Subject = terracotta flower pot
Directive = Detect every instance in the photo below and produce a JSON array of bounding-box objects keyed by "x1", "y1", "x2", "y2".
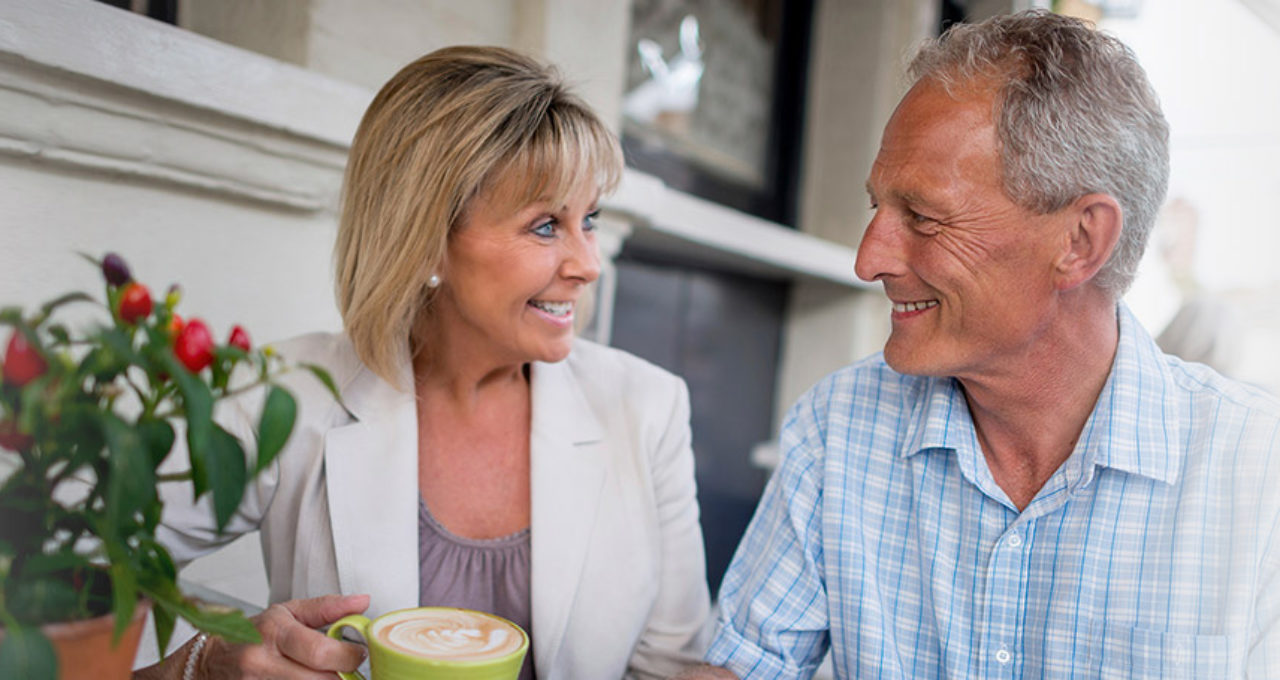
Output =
[{"x1": 41, "y1": 601, "x2": 150, "y2": 680}]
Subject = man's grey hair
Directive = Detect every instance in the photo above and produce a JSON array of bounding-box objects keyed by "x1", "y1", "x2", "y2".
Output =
[{"x1": 910, "y1": 10, "x2": 1169, "y2": 297}]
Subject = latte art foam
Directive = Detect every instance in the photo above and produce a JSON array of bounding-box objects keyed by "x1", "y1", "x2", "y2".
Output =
[{"x1": 372, "y1": 609, "x2": 524, "y2": 662}]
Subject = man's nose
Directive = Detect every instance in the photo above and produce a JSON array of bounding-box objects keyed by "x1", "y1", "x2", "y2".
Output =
[{"x1": 853, "y1": 212, "x2": 906, "y2": 283}]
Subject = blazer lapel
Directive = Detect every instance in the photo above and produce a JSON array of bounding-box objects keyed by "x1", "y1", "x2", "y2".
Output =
[
  {"x1": 528, "y1": 358, "x2": 607, "y2": 675},
  {"x1": 323, "y1": 352, "x2": 420, "y2": 618}
]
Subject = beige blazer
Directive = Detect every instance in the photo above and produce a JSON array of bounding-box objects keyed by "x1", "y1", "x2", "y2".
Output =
[{"x1": 158, "y1": 333, "x2": 711, "y2": 679}]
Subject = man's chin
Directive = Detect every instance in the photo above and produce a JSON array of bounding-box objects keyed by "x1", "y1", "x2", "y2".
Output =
[{"x1": 882, "y1": 344, "x2": 950, "y2": 378}]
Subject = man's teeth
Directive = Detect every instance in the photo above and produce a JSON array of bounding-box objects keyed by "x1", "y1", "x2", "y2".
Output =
[
  {"x1": 893, "y1": 300, "x2": 938, "y2": 313},
  {"x1": 531, "y1": 300, "x2": 573, "y2": 317}
]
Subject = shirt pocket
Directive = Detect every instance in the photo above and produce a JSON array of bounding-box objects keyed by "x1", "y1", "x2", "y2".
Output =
[{"x1": 1097, "y1": 626, "x2": 1232, "y2": 679}]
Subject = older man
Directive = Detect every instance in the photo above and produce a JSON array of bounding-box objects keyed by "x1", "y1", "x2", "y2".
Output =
[{"x1": 680, "y1": 10, "x2": 1280, "y2": 679}]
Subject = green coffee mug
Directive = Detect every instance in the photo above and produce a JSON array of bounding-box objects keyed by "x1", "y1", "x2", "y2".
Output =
[{"x1": 327, "y1": 606, "x2": 528, "y2": 680}]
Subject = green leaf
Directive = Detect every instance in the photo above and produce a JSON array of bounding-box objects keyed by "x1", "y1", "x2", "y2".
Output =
[
  {"x1": 180, "y1": 601, "x2": 261, "y2": 645},
  {"x1": 0, "y1": 623, "x2": 57, "y2": 680},
  {"x1": 151, "y1": 598, "x2": 177, "y2": 659},
  {"x1": 98, "y1": 327, "x2": 140, "y2": 366},
  {"x1": 212, "y1": 346, "x2": 250, "y2": 364},
  {"x1": 0, "y1": 307, "x2": 23, "y2": 325},
  {"x1": 136, "y1": 417, "x2": 176, "y2": 469},
  {"x1": 166, "y1": 354, "x2": 213, "y2": 498},
  {"x1": 101, "y1": 414, "x2": 156, "y2": 535},
  {"x1": 18, "y1": 551, "x2": 91, "y2": 578},
  {"x1": 135, "y1": 536, "x2": 177, "y2": 585},
  {"x1": 255, "y1": 387, "x2": 295, "y2": 474},
  {"x1": 299, "y1": 363, "x2": 345, "y2": 405},
  {"x1": 141, "y1": 581, "x2": 261, "y2": 645},
  {"x1": 45, "y1": 325, "x2": 70, "y2": 345},
  {"x1": 7, "y1": 574, "x2": 78, "y2": 625},
  {"x1": 206, "y1": 425, "x2": 247, "y2": 532},
  {"x1": 78, "y1": 347, "x2": 122, "y2": 381},
  {"x1": 37, "y1": 292, "x2": 94, "y2": 320},
  {"x1": 108, "y1": 562, "x2": 138, "y2": 644}
]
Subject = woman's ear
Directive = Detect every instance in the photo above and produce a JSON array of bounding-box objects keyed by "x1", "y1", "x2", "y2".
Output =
[{"x1": 1054, "y1": 193, "x2": 1122, "y2": 291}]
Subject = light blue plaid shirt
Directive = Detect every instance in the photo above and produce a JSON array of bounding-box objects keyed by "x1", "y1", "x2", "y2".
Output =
[{"x1": 707, "y1": 305, "x2": 1280, "y2": 679}]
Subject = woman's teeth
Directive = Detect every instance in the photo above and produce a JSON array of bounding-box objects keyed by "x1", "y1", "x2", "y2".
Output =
[
  {"x1": 893, "y1": 300, "x2": 938, "y2": 313},
  {"x1": 531, "y1": 300, "x2": 573, "y2": 317}
]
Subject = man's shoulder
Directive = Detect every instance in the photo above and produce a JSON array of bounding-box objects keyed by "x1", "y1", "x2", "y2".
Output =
[
  {"x1": 1162, "y1": 352, "x2": 1280, "y2": 423},
  {"x1": 797, "y1": 352, "x2": 930, "y2": 418}
]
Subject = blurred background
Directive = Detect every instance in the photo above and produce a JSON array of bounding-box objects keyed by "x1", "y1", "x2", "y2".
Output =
[{"x1": 1, "y1": 0, "x2": 1277, "y2": 667}]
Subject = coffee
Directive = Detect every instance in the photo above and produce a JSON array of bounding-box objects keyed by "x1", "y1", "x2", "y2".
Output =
[
  {"x1": 328, "y1": 606, "x2": 528, "y2": 680},
  {"x1": 371, "y1": 608, "x2": 524, "y2": 662}
]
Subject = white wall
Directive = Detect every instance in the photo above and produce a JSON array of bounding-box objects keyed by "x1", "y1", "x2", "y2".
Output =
[{"x1": 1112, "y1": 0, "x2": 1280, "y2": 392}]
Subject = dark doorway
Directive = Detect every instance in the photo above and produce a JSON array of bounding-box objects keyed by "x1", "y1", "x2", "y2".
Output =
[{"x1": 610, "y1": 249, "x2": 788, "y2": 595}]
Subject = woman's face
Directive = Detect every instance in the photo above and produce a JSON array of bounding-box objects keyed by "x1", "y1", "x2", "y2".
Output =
[{"x1": 434, "y1": 173, "x2": 602, "y2": 367}]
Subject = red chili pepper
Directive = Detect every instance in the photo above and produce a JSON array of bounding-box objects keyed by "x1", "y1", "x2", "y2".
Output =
[
  {"x1": 166, "y1": 314, "x2": 184, "y2": 338},
  {"x1": 0, "y1": 419, "x2": 33, "y2": 452},
  {"x1": 118, "y1": 282, "x2": 153, "y2": 325},
  {"x1": 173, "y1": 319, "x2": 214, "y2": 372},
  {"x1": 227, "y1": 325, "x2": 251, "y2": 353},
  {"x1": 3, "y1": 331, "x2": 47, "y2": 387}
]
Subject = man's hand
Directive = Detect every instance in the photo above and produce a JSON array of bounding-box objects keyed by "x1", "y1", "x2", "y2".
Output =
[
  {"x1": 201, "y1": 593, "x2": 370, "y2": 679},
  {"x1": 671, "y1": 665, "x2": 739, "y2": 679}
]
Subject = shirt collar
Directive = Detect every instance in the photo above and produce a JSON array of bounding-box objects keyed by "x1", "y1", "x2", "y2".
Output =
[
  {"x1": 1076, "y1": 302, "x2": 1183, "y2": 484},
  {"x1": 900, "y1": 303, "x2": 1182, "y2": 485}
]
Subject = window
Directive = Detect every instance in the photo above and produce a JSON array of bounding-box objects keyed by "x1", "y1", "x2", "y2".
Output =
[{"x1": 621, "y1": 0, "x2": 814, "y2": 226}]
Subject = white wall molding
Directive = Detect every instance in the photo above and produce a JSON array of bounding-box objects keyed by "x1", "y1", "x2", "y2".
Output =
[
  {"x1": 606, "y1": 170, "x2": 873, "y2": 288},
  {"x1": 1, "y1": 0, "x2": 870, "y2": 283},
  {"x1": 0, "y1": 53, "x2": 349, "y2": 211},
  {"x1": 0, "y1": 0, "x2": 372, "y2": 147}
]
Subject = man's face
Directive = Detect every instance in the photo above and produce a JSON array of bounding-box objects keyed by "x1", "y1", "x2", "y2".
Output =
[{"x1": 856, "y1": 78, "x2": 1069, "y2": 381}]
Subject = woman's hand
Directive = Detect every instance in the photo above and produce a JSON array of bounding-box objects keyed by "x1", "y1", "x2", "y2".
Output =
[{"x1": 200, "y1": 593, "x2": 370, "y2": 679}]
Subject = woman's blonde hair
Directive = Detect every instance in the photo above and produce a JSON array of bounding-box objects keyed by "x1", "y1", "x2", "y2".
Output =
[{"x1": 334, "y1": 46, "x2": 623, "y2": 385}]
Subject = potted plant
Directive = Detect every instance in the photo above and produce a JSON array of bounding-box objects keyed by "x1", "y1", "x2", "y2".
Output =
[{"x1": 0, "y1": 253, "x2": 338, "y2": 679}]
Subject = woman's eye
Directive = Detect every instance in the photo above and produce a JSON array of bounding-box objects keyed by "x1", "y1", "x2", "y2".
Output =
[
  {"x1": 532, "y1": 220, "x2": 556, "y2": 237},
  {"x1": 583, "y1": 210, "x2": 600, "y2": 232}
]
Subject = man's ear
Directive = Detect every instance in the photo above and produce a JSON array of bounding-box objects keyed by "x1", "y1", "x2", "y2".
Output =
[{"x1": 1054, "y1": 193, "x2": 1122, "y2": 291}]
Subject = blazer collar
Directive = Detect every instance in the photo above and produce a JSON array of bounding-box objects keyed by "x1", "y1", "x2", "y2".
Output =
[
  {"x1": 322, "y1": 338, "x2": 419, "y2": 618},
  {"x1": 321, "y1": 337, "x2": 613, "y2": 659},
  {"x1": 528, "y1": 355, "x2": 607, "y2": 674}
]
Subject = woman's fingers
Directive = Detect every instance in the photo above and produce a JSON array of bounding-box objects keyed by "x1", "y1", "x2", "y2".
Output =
[
  {"x1": 274, "y1": 613, "x2": 367, "y2": 672},
  {"x1": 203, "y1": 594, "x2": 371, "y2": 678},
  {"x1": 282, "y1": 593, "x2": 371, "y2": 628}
]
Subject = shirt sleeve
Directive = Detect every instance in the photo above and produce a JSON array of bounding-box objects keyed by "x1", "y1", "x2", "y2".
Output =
[
  {"x1": 1248, "y1": 455, "x2": 1280, "y2": 677},
  {"x1": 705, "y1": 393, "x2": 831, "y2": 679}
]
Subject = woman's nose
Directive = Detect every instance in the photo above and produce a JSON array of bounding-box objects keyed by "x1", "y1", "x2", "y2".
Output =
[{"x1": 562, "y1": 230, "x2": 601, "y2": 283}]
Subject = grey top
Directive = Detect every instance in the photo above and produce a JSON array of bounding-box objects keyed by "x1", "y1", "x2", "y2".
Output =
[{"x1": 418, "y1": 496, "x2": 535, "y2": 680}]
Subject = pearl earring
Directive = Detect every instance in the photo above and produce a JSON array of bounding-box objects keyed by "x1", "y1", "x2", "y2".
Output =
[{"x1": 427, "y1": 273, "x2": 441, "y2": 288}]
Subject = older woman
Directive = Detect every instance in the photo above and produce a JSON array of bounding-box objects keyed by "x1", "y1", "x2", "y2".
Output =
[{"x1": 143, "y1": 46, "x2": 710, "y2": 680}]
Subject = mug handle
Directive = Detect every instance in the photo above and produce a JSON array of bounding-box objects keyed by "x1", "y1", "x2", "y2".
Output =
[{"x1": 327, "y1": 614, "x2": 372, "y2": 680}]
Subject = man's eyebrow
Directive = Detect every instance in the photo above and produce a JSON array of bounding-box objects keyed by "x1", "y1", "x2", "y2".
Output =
[{"x1": 864, "y1": 184, "x2": 942, "y2": 211}]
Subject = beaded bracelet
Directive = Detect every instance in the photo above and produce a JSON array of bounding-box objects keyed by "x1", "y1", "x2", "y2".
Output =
[{"x1": 183, "y1": 632, "x2": 210, "y2": 680}]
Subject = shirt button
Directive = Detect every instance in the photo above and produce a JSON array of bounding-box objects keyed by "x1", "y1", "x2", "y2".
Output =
[
  {"x1": 1006, "y1": 533, "x2": 1024, "y2": 549},
  {"x1": 995, "y1": 648, "x2": 1013, "y2": 664}
]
